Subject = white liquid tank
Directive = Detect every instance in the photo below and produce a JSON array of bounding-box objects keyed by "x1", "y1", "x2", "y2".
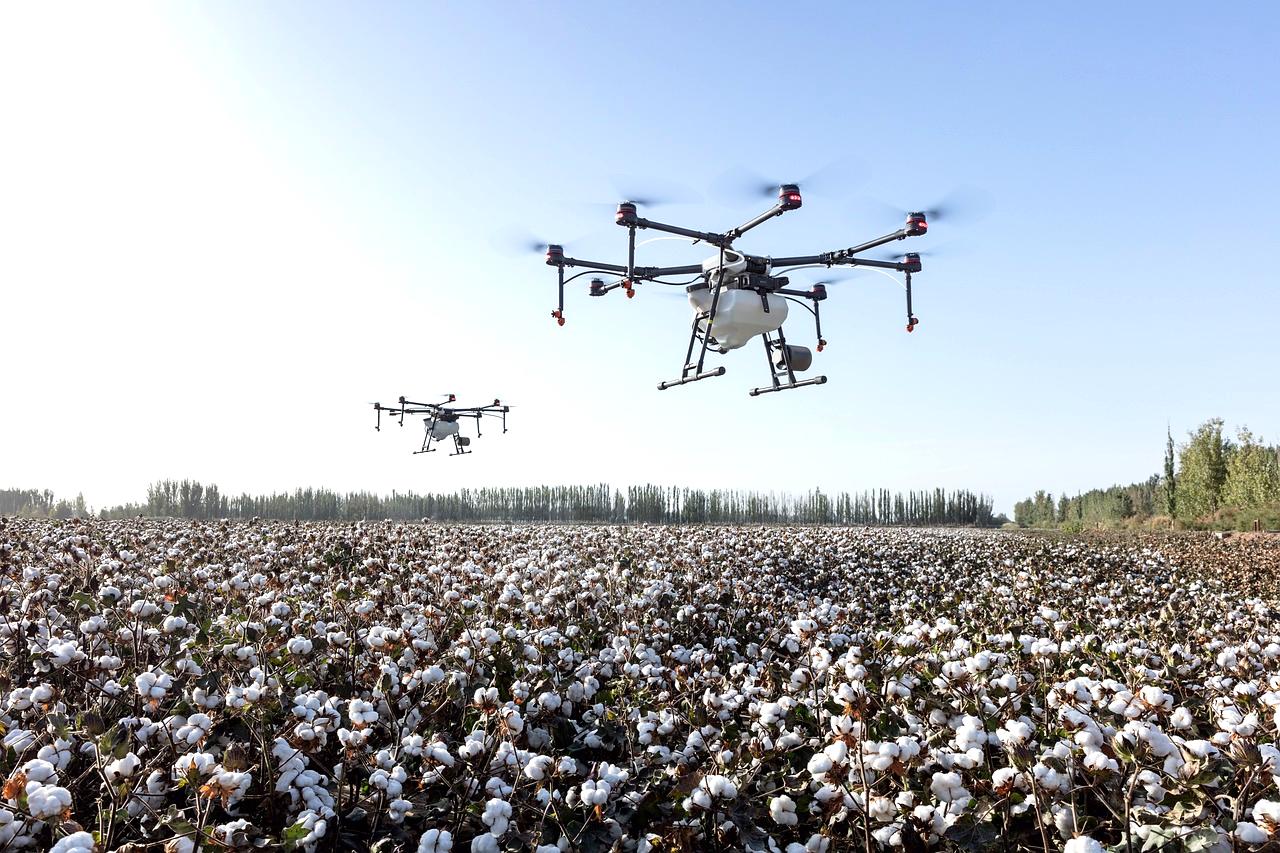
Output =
[
  {"x1": 430, "y1": 419, "x2": 460, "y2": 440},
  {"x1": 688, "y1": 285, "x2": 788, "y2": 350}
]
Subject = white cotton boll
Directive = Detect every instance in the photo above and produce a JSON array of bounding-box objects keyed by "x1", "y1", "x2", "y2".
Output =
[
  {"x1": 806, "y1": 752, "x2": 833, "y2": 780},
  {"x1": 174, "y1": 752, "x2": 216, "y2": 778},
  {"x1": 1033, "y1": 764, "x2": 1069, "y2": 794},
  {"x1": 868, "y1": 795, "x2": 896, "y2": 822},
  {"x1": 929, "y1": 771, "x2": 970, "y2": 805},
  {"x1": 135, "y1": 670, "x2": 173, "y2": 700},
  {"x1": 348, "y1": 699, "x2": 380, "y2": 726},
  {"x1": 1252, "y1": 800, "x2": 1280, "y2": 832},
  {"x1": 998, "y1": 719, "x2": 1034, "y2": 747},
  {"x1": 470, "y1": 835, "x2": 499, "y2": 853},
  {"x1": 4, "y1": 729, "x2": 36, "y2": 752},
  {"x1": 287, "y1": 637, "x2": 313, "y2": 655},
  {"x1": 49, "y1": 831, "x2": 97, "y2": 853},
  {"x1": 26, "y1": 783, "x2": 72, "y2": 818},
  {"x1": 1138, "y1": 685, "x2": 1171, "y2": 710},
  {"x1": 20, "y1": 759, "x2": 57, "y2": 783},
  {"x1": 481, "y1": 798, "x2": 511, "y2": 836},
  {"x1": 956, "y1": 722, "x2": 986, "y2": 752},
  {"x1": 523, "y1": 754, "x2": 554, "y2": 781},
  {"x1": 1182, "y1": 740, "x2": 1217, "y2": 759},
  {"x1": 580, "y1": 779, "x2": 611, "y2": 805},
  {"x1": 1064, "y1": 837, "x2": 1104, "y2": 853},
  {"x1": 770, "y1": 794, "x2": 798, "y2": 825},
  {"x1": 965, "y1": 651, "x2": 992, "y2": 673},
  {"x1": 47, "y1": 641, "x2": 82, "y2": 667},
  {"x1": 418, "y1": 829, "x2": 454, "y2": 853},
  {"x1": 501, "y1": 708, "x2": 524, "y2": 734},
  {"x1": 703, "y1": 775, "x2": 737, "y2": 799},
  {"x1": 788, "y1": 834, "x2": 830, "y2": 853},
  {"x1": 106, "y1": 752, "x2": 141, "y2": 781},
  {"x1": 872, "y1": 825, "x2": 902, "y2": 847},
  {"x1": 991, "y1": 767, "x2": 1022, "y2": 793},
  {"x1": 1235, "y1": 823, "x2": 1268, "y2": 845},
  {"x1": 686, "y1": 787, "x2": 712, "y2": 811},
  {"x1": 823, "y1": 740, "x2": 849, "y2": 766}
]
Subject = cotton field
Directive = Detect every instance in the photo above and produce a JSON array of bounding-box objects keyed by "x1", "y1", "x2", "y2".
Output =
[{"x1": 1, "y1": 519, "x2": 1279, "y2": 853}]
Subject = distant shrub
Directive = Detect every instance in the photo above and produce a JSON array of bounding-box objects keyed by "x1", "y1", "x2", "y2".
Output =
[{"x1": 1207, "y1": 502, "x2": 1280, "y2": 532}]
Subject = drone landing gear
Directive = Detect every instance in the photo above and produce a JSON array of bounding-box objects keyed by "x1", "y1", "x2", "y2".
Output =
[
  {"x1": 414, "y1": 428, "x2": 438, "y2": 455},
  {"x1": 749, "y1": 328, "x2": 827, "y2": 397},
  {"x1": 658, "y1": 297, "x2": 729, "y2": 390},
  {"x1": 450, "y1": 435, "x2": 473, "y2": 456}
]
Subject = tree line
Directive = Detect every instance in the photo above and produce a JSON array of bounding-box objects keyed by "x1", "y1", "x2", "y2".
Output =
[
  {"x1": 1014, "y1": 418, "x2": 1280, "y2": 530},
  {"x1": 5, "y1": 480, "x2": 998, "y2": 527},
  {"x1": 0, "y1": 488, "x2": 88, "y2": 519}
]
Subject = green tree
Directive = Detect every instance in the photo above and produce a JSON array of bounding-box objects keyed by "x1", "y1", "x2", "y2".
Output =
[
  {"x1": 1162, "y1": 426, "x2": 1177, "y2": 518},
  {"x1": 1222, "y1": 428, "x2": 1280, "y2": 509},
  {"x1": 1177, "y1": 418, "x2": 1231, "y2": 520}
]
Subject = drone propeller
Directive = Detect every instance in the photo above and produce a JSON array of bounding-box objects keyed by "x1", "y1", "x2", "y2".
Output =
[
  {"x1": 710, "y1": 158, "x2": 862, "y2": 207},
  {"x1": 494, "y1": 228, "x2": 601, "y2": 258},
  {"x1": 607, "y1": 175, "x2": 703, "y2": 208},
  {"x1": 872, "y1": 250, "x2": 942, "y2": 262},
  {"x1": 866, "y1": 185, "x2": 993, "y2": 227},
  {"x1": 805, "y1": 271, "x2": 870, "y2": 288}
]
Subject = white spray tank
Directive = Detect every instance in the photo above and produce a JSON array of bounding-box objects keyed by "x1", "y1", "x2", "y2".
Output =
[
  {"x1": 429, "y1": 419, "x2": 460, "y2": 440},
  {"x1": 688, "y1": 249, "x2": 787, "y2": 350}
]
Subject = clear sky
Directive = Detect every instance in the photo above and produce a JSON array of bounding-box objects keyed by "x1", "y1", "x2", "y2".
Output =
[{"x1": 2, "y1": 2, "x2": 1277, "y2": 514}]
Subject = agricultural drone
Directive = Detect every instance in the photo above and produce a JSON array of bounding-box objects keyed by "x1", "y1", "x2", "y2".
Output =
[
  {"x1": 541, "y1": 183, "x2": 933, "y2": 395},
  {"x1": 372, "y1": 395, "x2": 510, "y2": 456}
]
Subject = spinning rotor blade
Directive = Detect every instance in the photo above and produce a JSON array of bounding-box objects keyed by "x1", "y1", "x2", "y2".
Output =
[
  {"x1": 606, "y1": 175, "x2": 703, "y2": 208},
  {"x1": 806, "y1": 271, "x2": 870, "y2": 287},
  {"x1": 493, "y1": 228, "x2": 602, "y2": 257},
  {"x1": 865, "y1": 185, "x2": 993, "y2": 227},
  {"x1": 710, "y1": 158, "x2": 863, "y2": 207}
]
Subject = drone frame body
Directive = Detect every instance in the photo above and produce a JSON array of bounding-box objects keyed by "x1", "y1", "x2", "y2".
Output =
[
  {"x1": 543, "y1": 186, "x2": 926, "y2": 395},
  {"x1": 373, "y1": 395, "x2": 509, "y2": 457}
]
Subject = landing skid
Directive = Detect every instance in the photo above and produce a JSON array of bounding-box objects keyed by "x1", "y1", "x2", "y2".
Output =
[
  {"x1": 658, "y1": 366, "x2": 725, "y2": 391},
  {"x1": 659, "y1": 287, "x2": 729, "y2": 391},
  {"x1": 748, "y1": 329, "x2": 826, "y2": 397}
]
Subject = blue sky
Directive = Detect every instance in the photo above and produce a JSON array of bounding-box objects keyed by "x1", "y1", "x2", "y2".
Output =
[{"x1": 2, "y1": 2, "x2": 1277, "y2": 513}]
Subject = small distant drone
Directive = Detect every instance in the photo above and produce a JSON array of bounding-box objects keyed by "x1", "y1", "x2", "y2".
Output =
[
  {"x1": 541, "y1": 183, "x2": 933, "y2": 395},
  {"x1": 372, "y1": 395, "x2": 510, "y2": 456}
]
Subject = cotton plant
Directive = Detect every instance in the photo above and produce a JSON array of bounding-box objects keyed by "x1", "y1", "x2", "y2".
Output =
[{"x1": 2, "y1": 519, "x2": 1280, "y2": 850}]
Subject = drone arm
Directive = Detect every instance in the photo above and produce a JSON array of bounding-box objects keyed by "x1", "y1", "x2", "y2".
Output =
[
  {"x1": 633, "y1": 264, "x2": 703, "y2": 279},
  {"x1": 630, "y1": 216, "x2": 728, "y2": 247},
  {"x1": 398, "y1": 399, "x2": 447, "y2": 411},
  {"x1": 770, "y1": 227, "x2": 917, "y2": 269},
  {"x1": 560, "y1": 256, "x2": 629, "y2": 274},
  {"x1": 726, "y1": 203, "x2": 788, "y2": 243}
]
